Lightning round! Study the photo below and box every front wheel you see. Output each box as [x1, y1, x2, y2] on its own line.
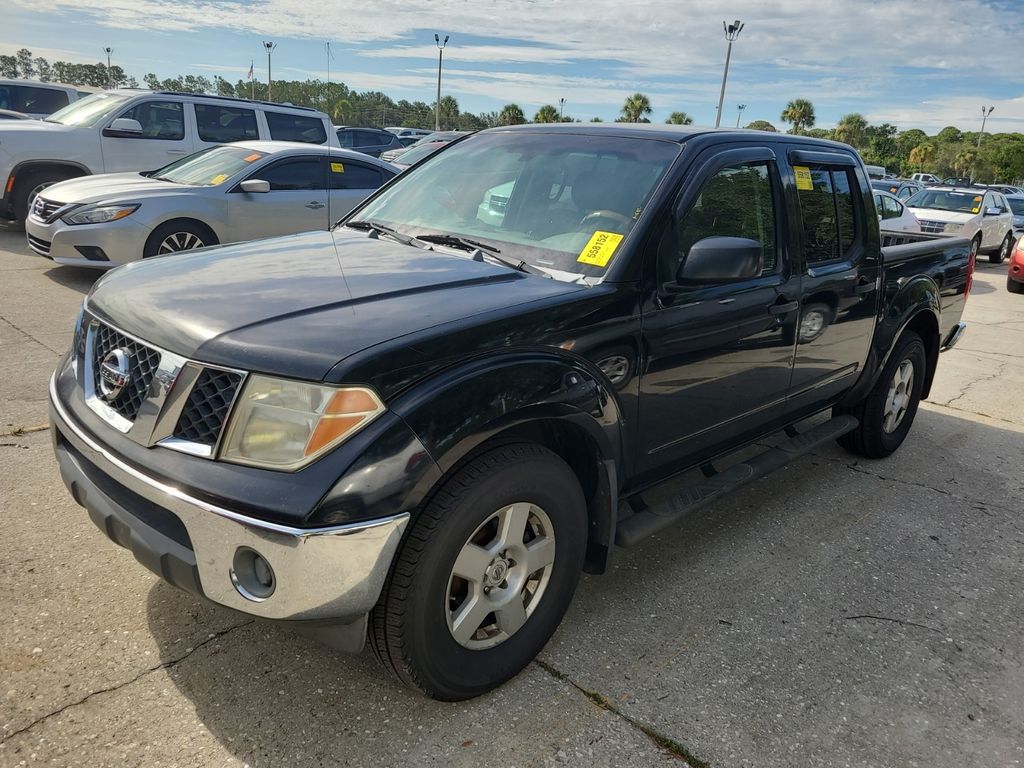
[991, 231, 1013, 264]
[143, 220, 216, 258]
[1008, 276, 1024, 294]
[369, 443, 587, 700]
[835, 331, 926, 458]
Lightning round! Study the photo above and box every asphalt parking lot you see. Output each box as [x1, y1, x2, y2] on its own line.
[1, 225, 1022, 768]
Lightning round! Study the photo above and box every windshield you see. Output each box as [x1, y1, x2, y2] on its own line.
[905, 188, 986, 214]
[151, 145, 268, 186]
[46, 92, 133, 127]
[348, 131, 680, 277]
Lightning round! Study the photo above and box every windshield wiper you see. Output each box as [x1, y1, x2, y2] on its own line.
[413, 233, 549, 277]
[346, 219, 418, 247]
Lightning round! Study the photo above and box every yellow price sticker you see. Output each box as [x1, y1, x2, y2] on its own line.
[794, 166, 813, 190]
[210, 173, 229, 185]
[243, 153, 262, 162]
[331, 162, 345, 173]
[971, 206, 980, 214]
[577, 230, 624, 268]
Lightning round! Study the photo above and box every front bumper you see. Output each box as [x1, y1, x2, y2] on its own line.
[49, 373, 409, 625]
[26, 213, 152, 268]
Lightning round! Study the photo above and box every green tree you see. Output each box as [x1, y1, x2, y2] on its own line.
[744, 120, 777, 132]
[0, 55, 15, 78]
[665, 111, 693, 125]
[936, 126, 963, 144]
[34, 57, 51, 82]
[331, 97, 352, 122]
[498, 103, 526, 125]
[780, 98, 815, 135]
[620, 92, 652, 123]
[533, 104, 560, 123]
[954, 149, 976, 176]
[833, 113, 868, 148]
[589, 116, 603, 122]
[15, 48, 34, 79]
[437, 95, 459, 130]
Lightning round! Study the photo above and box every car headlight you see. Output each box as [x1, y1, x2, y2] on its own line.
[62, 204, 139, 225]
[221, 375, 385, 470]
[943, 222, 964, 233]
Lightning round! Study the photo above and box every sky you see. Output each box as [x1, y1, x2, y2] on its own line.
[5, 0, 1024, 132]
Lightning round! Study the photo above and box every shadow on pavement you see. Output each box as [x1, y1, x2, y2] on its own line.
[42, 265, 101, 293]
[145, 406, 1023, 766]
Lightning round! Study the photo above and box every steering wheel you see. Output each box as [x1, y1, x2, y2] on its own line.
[580, 209, 631, 228]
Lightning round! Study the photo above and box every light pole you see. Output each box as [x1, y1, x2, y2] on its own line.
[735, 103, 746, 128]
[715, 19, 744, 128]
[103, 47, 113, 89]
[262, 41, 277, 101]
[978, 105, 994, 149]
[434, 33, 449, 131]
[559, 97, 566, 120]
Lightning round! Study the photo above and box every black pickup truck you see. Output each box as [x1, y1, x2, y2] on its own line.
[49, 125, 972, 700]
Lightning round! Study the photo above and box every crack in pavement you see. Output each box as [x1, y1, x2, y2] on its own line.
[0, 425, 49, 438]
[0, 314, 64, 357]
[955, 346, 1024, 361]
[0, 621, 254, 745]
[843, 614, 943, 634]
[534, 658, 705, 766]
[923, 401, 1022, 428]
[943, 360, 1007, 409]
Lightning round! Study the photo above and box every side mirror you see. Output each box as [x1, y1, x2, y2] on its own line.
[673, 236, 763, 286]
[103, 118, 143, 137]
[238, 179, 270, 194]
[985, 207, 1002, 216]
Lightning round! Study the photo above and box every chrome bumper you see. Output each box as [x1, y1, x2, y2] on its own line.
[49, 373, 409, 623]
[941, 321, 967, 351]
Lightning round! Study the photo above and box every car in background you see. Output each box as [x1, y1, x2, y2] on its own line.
[335, 127, 404, 157]
[905, 185, 1015, 263]
[391, 138, 460, 171]
[910, 172, 941, 185]
[384, 127, 433, 145]
[0, 79, 83, 118]
[870, 179, 922, 201]
[380, 131, 469, 164]
[0, 108, 33, 120]
[864, 164, 886, 179]
[1004, 194, 1024, 237]
[874, 190, 921, 232]
[1008, 237, 1024, 293]
[25, 141, 396, 268]
[982, 184, 1024, 196]
[1, 90, 339, 224]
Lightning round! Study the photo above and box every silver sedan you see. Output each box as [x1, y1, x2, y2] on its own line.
[25, 141, 397, 268]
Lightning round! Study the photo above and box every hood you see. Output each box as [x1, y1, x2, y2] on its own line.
[86, 228, 586, 382]
[40, 172, 188, 205]
[0, 118, 73, 135]
[906, 208, 976, 224]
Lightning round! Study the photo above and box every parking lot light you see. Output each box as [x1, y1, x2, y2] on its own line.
[715, 19, 744, 128]
[434, 33, 449, 131]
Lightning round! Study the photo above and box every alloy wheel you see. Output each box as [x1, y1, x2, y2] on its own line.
[882, 359, 914, 433]
[158, 231, 205, 253]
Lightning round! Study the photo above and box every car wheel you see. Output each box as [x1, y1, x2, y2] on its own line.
[143, 220, 216, 258]
[13, 170, 76, 224]
[1008, 276, 1024, 294]
[369, 443, 587, 700]
[835, 330, 926, 459]
[797, 302, 833, 344]
[991, 231, 1013, 264]
[969, 234, 982, 260]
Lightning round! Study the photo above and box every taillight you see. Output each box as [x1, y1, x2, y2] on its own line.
[965, 250, 975, 299]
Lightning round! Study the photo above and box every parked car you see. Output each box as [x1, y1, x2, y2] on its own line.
[0, 90, 339, 223]
[1009, 237, 1024, 293]
[0, 78, 83, 118]
[910, 172, 941, 185]
[334, 127, 404, 157]
[0, 108, 33, 120]
[1004, 194, 1024, 237]
[25, 142, 396, 267]
[904, 186, 1015, 262]
[870, 179, 922, 200]
[981, 183, 1024, 196]
[385, 127, 433, 140]
[48, 125, 973, 700]
[391, 139, 457, 171]
[874, 190, 921, 232]
[380, 131, 468, 163]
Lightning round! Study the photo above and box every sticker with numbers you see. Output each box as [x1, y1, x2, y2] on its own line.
[331, 162, 345, 173]
[793, 166, 813, 190]
[577, 231, 624, 267]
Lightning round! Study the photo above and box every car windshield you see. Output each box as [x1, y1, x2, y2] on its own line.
[348, 131, 679, 278]
[45, 92, 133, 127]
[905, 189, 986, 214]
[1005, 197, 1024, 215]
[151, 145, 268, 186]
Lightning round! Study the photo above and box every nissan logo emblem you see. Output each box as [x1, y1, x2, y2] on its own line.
[99, 348, 131, 401]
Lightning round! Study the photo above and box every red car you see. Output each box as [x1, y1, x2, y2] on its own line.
[1009, 237, 1024, 293]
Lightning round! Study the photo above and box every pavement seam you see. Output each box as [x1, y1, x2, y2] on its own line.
[0, 314, 64, 356]
[0, 425, 49, 438]
[533, 658, 706, 767]
[0, 620, 254, 745]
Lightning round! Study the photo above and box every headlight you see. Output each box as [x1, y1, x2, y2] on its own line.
[221, 375, 385, 470]
[943, 223, 964, 233]
[62, 204, 139, 225]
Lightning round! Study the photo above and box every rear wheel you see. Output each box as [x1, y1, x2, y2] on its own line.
[369, 443, 587, 700]
[1008, 276, 1024, 294]
[143, 220, 216, 258]
[835, 331, 926, 458]
[991, 231, 1013, 264]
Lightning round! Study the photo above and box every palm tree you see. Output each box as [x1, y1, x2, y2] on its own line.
[620, 93, 652, 123]
[833, 113, 868, 148]
[780, 99, 815, 135]
[330, 98, 351, 123]
[665, 111, 693, 125]
[533, 104, 560, 123]
[908, 143, 936, 171]
[954, 150, 977, 177]
[498, 103, 526, 126]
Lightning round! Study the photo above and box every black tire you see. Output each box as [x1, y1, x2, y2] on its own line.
[12, 169, 77, 223]
[969, 234, 982, 261]
[990, 231, 1013, 264]
[369, 443, 587, 700]
[835, 331, 926, 458]
[1008, 276, 1024, 294]
[143, 220, 216, 258]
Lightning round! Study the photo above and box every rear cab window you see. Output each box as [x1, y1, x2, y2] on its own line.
[793, 162, 861, 265]
[0, 84, 70, 114]
[265, 112, 328, 144]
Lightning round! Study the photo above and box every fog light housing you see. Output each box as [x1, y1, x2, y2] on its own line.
[230, 547, 276, 601]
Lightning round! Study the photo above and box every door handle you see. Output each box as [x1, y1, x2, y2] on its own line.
[853, 277, 876, 294]
[305, 201, 325, 209]
[768, 300, 799, 316]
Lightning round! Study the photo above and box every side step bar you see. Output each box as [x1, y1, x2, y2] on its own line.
[615, 415, 859, 548]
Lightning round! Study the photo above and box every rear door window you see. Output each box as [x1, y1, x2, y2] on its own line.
[795, 165, 860, 264]
[195, 104, 258, 143]
[256, 157, 325, 190]
[327, 159, 385, 190]
[116, 100, 185, 140]
[0, 85, 70, 114]
[355, 130, 384, 148]
[265, 112, 328, 144]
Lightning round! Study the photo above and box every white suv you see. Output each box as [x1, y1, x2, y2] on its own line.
[0, 89, 339, 222]
[0, 79, 86, 119]
[905, 186, 1016, 264]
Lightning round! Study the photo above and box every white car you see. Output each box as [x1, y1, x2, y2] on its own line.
[0, 79, 86, 119]
[25, 141, 396, 268]
[0, 90, 339, 223]
[905, 186, 1016, 263]
[910, 172, 941, 185]
[874, 190, 921, 233]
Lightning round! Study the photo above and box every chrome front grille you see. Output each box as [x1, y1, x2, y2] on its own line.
[31, 196, 64, 222]
[79, 315, 245, 458]
[918, 219, 946, 234]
